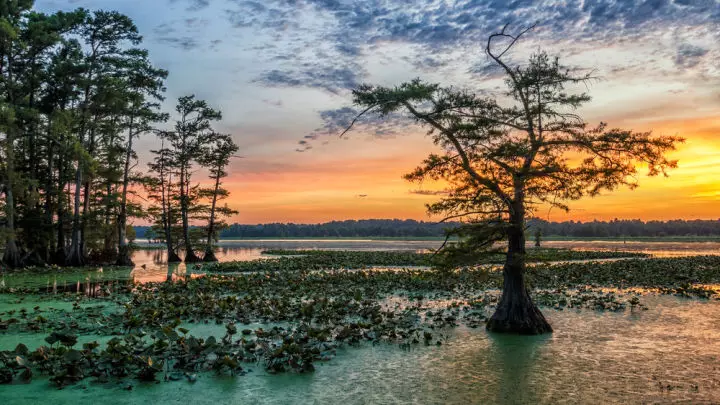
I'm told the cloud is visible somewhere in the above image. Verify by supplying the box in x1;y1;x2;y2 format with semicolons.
184;17;210;29
262;98;284;107
156;36;200;51
253;65;364;94
675;43;709;68
409;189;449;196
227;0;719;95
407;55;450;71
209;39;222;50
153;23;174;36
312;106;416;138
468;61;505;79
170;0;211;11
153;14;213;51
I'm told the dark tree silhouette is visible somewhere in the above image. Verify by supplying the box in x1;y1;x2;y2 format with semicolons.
339;25;683;334
198;133;239;262
0;3;238;270
164;95;222;263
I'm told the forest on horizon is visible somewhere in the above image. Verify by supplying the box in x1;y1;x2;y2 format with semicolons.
134;218;720;239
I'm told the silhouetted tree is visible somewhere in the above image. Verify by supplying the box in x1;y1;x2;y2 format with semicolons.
340;25;682;334
198;133;238;262
164;95;222;263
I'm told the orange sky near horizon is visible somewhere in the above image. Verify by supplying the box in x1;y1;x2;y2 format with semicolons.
221;112;720;224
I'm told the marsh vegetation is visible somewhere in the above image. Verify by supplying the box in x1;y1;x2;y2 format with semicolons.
1;247;719;400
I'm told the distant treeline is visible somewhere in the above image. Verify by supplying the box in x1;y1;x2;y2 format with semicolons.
528;218;720;238
134;218;720;239
136;220;458;239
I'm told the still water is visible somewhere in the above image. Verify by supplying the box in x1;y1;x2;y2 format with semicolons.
2;240;720;403
2;239;720;288
130;239;720;284
0;295;718;404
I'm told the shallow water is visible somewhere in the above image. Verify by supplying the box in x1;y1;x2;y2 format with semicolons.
3;239;719;289
1;295;719;404
542;240;720;257
81;239;720;285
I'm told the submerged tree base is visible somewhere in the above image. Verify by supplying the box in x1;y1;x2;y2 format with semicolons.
167;250;182;263
184;251;202;263
64;248;86;267
116;246;134;267
3;242;22;268
203;250;218;262
486;300;553;335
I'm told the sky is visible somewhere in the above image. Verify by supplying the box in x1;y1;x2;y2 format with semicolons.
36;0;720;224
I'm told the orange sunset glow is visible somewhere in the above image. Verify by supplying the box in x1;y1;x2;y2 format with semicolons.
227;104;719;224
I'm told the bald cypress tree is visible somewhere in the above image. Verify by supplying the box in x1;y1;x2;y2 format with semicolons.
198;133;239;262
165;95;222;263
115;49;168;266
340;26;682;334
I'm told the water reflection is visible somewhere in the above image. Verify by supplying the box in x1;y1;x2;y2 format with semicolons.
0;267;133;292
3;240;720;289
541;240;720;257
128;240;720;284
129;246;269;283
487;332;549;404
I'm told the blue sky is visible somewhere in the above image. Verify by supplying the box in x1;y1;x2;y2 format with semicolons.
36;0;720;223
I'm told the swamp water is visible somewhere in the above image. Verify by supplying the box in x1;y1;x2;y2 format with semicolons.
4;239;718;288
2;240;720;404
1;295;719;404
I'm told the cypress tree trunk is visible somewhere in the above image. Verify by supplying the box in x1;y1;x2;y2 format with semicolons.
54;156;68;265
180;164;200;263
164;218;181;263
2;178;22;268
2;50;21;268
66;165;85;266
161;164;180;263
79;124;97;260
42;124;55;263
486;197;552;334
203;171;221;262
103;181;115;259
116;124;135;267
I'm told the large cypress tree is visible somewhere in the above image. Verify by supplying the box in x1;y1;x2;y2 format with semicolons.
340;26;682;334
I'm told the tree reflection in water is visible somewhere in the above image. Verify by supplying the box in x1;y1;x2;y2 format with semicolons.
488;331;551;404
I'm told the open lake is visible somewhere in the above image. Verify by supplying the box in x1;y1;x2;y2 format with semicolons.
1;239;719;289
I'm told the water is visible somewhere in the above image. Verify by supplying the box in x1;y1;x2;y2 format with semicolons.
3;240;720;288
1;295;718;404
542;240;720;257
130;239;720;283
2;241;720;403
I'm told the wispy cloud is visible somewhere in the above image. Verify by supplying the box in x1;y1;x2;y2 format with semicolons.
409;189;449;196
675;43;709;68
313;107;417;139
